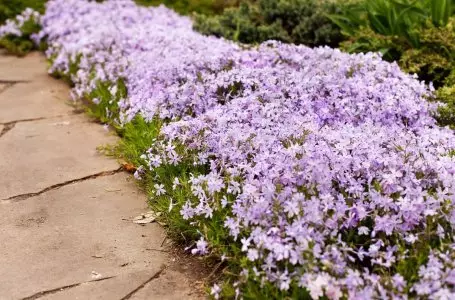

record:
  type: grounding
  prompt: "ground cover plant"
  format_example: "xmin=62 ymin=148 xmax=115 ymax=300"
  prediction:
xmin=0 ymin=0 xmax=236 ymax=56
xmin=330 ymin=0 xmax=455 ymax=127
xmin=0 ymin=7 xmax=42 ymax=56
xmin=193 ymin=0 xmax=455 ymax=128
xmin=3 ymin=0 xmax=455 ymax=298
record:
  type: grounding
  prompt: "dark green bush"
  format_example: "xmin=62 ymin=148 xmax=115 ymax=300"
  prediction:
xmin=194 ymin=0 xmax=346 ymax=47
xmin=136 ymin=0 xmax=239 ymax=15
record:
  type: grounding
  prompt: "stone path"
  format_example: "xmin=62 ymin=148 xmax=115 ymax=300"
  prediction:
xmin=0 ymin=52 xmax=204 ymax=300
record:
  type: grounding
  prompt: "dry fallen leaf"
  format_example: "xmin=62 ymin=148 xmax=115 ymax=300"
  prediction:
xmin=133 ymin=211 xmax=162 ymax=225
xmin=51 ymin=121 xmax=71 ymax=126
xmin=91 ymin=271 xmax=102 ymax=279
xmin=122 ymin=162 xmax=136 ymax=173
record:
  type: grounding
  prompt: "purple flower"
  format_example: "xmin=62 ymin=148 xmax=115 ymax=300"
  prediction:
xmin=191 ymin=237 xmax=208 ymax=255
xmin=22 ymin=0 xmax=455 ymax=297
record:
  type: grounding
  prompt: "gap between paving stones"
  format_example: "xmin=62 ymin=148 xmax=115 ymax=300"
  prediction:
xmin=21 ymin=276 xmax=116 ymax=300
xmin=119 ymin=266 xmax=167 ymax=300
xmin=0 ymin=79 xmax=29 ymax=84
xmin=0 ymin=83 xmax=14 ymax=94
xmin=21 ymin=267 xmax=168 ymax=300
xmin=0 ymin=122 xmax=15 ymax=138
xmin=0 ymin=111 xmax=85 ymax=138
xmin=2 ymin=167 xmax=124 ymax=202
xmin=0 ymin=117 xmax=47 ymax=138
xmin=0 ymin=80 xmax=29 ymax=94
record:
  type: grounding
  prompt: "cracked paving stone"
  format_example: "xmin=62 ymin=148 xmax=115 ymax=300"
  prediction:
xmin=0 ymin=51 xmax=205 ymax=300
xmin=129 ymin=269 xmax=203 ymax=300
xmin=0 ymin=77 xmax=75 ymax=123
xmin=41 ymin=269 xmax=165 ymax=300
xmin=0 ymin=52 xmax=48 ymax=82
xmin=5 ymin=168 xmax=123 ymax=202
xmin=0 ymin=83 xmax=11 ymax=93
xmin=0 ymin=173 xmax=168 ymax=300
xmin=0 ymin=115 xmax=119 ymax=200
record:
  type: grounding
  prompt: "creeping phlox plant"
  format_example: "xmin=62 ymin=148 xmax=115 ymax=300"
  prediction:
xmin=0 ymin=8 xmax=41 ymax=55
xmin=12 ymin=0 xmax=455 ymax=298
xmin=0 ymin=8 xmax=40 ymax=37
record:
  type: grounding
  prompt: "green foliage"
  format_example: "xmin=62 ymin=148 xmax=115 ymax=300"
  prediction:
xmin=430 ymin=0 xmax=453 ymax=27
xmin=436 ymin=70 xmax=455 ymax=127
xmin=0 ymin=16 xmax=42 ymax=56
xmin=0 ymin=0 xmax=45 ymax=25
xmin=331 ymin=0 xmax=454 ymax=48
xmin=0 ymin=36 xmax=35 ymax=56
xmin=0 ymin=0 xmax=45 ymax=56
xmin=341 ymin=18 xmax=455 ymax=83
xmin=194 ymin=0 xmax=346 ymax=47
xmin=135 ymin=0 xmax=239 ymax=15
xmin=333 ymin=0 xmax=455 ymax=126
xmin=399 ymin=20 xmax=455 ymax=87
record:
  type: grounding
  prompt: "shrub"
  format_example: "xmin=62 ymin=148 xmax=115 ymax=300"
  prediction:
xmin=194 ymin=0 xmax=346 ymax=47
xmin=136 ymin=0 xmax=239 ymax=15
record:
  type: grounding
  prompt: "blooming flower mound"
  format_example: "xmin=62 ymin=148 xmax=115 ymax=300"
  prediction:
xmin=0 ymin=8 xmax=41 ymax=38
xmin=19 ymin=0 xmax=455 ymax=298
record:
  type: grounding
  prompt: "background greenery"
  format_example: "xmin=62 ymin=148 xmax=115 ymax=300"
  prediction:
xmin=329 ymin=0 xmax=455 ymax=126
xmin=0 ymin=0 xmax=45 ymax=25
xmin=0 ymin=0 xmax=237 ymax=25
xmin=194 ymin=0 xmax=346 ymax=47
xmin=136 ymin=0 xmax=239 ymax=15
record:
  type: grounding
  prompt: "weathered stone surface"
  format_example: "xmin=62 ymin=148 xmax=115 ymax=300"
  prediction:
xmin=0 ymin=77 xmax=74 ymax=123
xmin=0 ymin=115 xmax=119 ymax=200
xmin=0 ymin=83 xmax=10 ymax=93
xmin=41 ymin=269 xmax=164 ymax=300
xmin=0 ymin=51 xmax=205 ymax=300
xmin=130 ymin=270 xmax=203 ymax=300
xmin=0 ymin=52 xmax=48 ymax=81
xmin=0 ymin=173 xmax=168 ymax=299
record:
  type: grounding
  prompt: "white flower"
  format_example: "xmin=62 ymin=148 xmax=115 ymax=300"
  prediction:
xmin=358 ymin=226 xmax=370 ymax=235
xmin=154 ymin=184 xmax=166 ymax=196
xmin=210 ymin=284 xmax=221 ymax=300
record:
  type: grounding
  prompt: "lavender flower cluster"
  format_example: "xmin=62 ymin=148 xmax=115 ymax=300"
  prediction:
xmin=25 ymin=0 xmax=455 ymax=298
xmin=0 ymin=8 xmax=41 ymax=38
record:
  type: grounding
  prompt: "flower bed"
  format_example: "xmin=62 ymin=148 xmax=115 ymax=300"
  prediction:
xmin=5 ymin=0 xmax=455 ymax=298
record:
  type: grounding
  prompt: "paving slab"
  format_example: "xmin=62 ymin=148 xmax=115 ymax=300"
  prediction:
xmin=0 ymin=51 xmax=18 ymax=65
xmin=0 ymin=173 xmax=168 ymax=299
xmin=42 ymin=270 xmax=165 ymax=300
xmin=130 ymin=269 xmax=202 ymax=300
xmin=0 ymin=52 xmax=48 ymax=81
xmin=0 ymin=83 xmax=10 ymax=93
xmin=0 ymin=51 xmax=206 ymax=300
xmin=0 ymin=115 xmax=119 ymax=200
xmin=0 ymin=76 xmax=75 ymax=123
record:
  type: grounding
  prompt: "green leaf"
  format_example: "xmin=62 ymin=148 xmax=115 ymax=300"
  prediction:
xmin=326 ymin=14 xmax=357 ymax=36
xmin=368 ymin=12 xmax=390 ymax=35
xmin=431 ymin=0 xmax=452 ymax=27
